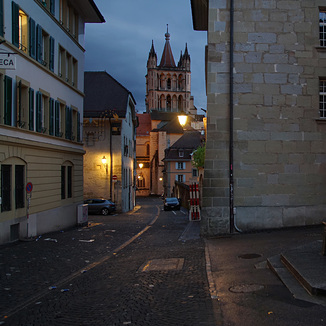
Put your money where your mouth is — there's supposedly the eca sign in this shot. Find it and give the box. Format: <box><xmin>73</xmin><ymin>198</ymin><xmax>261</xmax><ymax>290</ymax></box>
<box><xmin>0</xmin><ymin>54</ymin><xmax>16</xmax><ymax>70</ymax></box>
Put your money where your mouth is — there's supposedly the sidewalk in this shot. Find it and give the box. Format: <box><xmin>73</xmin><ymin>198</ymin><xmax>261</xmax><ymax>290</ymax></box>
<box><xmin>205</xmin><ymin>225</ymin><xmax>326</xmax><ymax>326</ymax></box>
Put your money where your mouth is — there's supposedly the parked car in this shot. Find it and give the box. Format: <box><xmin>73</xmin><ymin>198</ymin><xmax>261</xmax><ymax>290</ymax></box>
<box><xmin>84</xmin><ymin>199</ymin><xmax>116</xmax><ymax>216</ymax></box>
<box><xmin>163</xmin><ymin>197</ymin><xmax>180</xmax><ymax>211</ymax></box>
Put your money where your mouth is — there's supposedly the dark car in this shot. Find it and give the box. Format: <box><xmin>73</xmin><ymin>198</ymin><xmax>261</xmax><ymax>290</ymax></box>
<box><xmin>84</xmin><ymin>199</ymin><xmax>116</xmax><ymax>216</ymax></box>
<box><xmin>163</xmin><ymin>197</ymin><xmax>180</xmax><ymax>211</ymax></box>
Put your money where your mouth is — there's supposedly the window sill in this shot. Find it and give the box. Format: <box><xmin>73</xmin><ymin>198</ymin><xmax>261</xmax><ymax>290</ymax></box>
<box><xmin>315</xmin><ymin>46</ymin><xmax>326</xmax><ymax>52</ymax></box>
<box><xmin>315</xmin><ymin>118</ymin><xmax>326</xmax><ymax>123</ymax></box>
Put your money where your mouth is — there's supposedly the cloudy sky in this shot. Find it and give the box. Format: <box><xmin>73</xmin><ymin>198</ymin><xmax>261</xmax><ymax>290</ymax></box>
<box><xmin>84</xmin><ymin>0</ymin><xmax>207</xmax><ymax>114</ymax></box>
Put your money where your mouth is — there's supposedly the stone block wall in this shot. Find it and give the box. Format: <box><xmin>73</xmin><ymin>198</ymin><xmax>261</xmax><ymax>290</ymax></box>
<box><xmin>201</xmin><ymin>0</ymin><xmax>326</xmax><ymax>236</ymax></box>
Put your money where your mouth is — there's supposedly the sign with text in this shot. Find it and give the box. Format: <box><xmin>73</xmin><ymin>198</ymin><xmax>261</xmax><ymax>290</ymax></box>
<box><xmin>0</xmin><ymin>54</ymin><xmax>16</xmax><ymax>69</ymax></box>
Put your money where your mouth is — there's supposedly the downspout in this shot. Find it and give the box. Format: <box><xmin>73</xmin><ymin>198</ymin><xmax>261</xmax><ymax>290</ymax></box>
<box><xmin>229</xmin><ymin>0</ymin><xmax>242</xmax><ymax>233</ymax></box>
<box><xmin>229</xmin><ymin>0</ymin><xmax>235</xmax><ymax>233</ymax></box>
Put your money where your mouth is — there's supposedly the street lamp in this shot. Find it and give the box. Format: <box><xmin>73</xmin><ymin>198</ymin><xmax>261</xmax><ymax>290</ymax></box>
<box><xmin>178</xmin><ymin>111</ymin><xmax>187</xmax><ymax>128</ymax></box>
<box><xmin>139</xmin><ymin>163</ymin><xmax>143</xmax><ymax>169</ymax></box>
<box><xmin>102</xmin><ymin>156</ymin><xmax>108</xmax><ymax>174</ymax></box>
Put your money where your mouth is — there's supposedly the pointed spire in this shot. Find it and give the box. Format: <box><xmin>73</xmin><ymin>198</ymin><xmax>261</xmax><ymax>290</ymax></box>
<box><xmin>183</xmin><ymin>43</ymin><xmax>190</xmax><ymax>61</ymax></box>
<box><xmin>148</xmin><ymin>40</ymin><xmax>157</xmax><ymax>59</ymax></box>
<box><xmin>159</xmin><ymin>25</ymin><xmax>176</xmax><ymax>68</ymax></box>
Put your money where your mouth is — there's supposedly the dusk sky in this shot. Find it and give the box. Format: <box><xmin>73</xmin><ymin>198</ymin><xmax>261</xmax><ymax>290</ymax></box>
<box><xmin>84</xmin><ymin>0</ymin><xmax>207</xmax><ymax>114</ymax></box>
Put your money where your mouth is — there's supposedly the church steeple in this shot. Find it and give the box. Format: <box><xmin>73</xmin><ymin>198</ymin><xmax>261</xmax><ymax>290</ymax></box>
<box><xmin>147</xmin><ymin>40</ymin><xmax>157</xmax><ymax>68</ymax></box>
<box><xmin>159</xmin><ymin>25</ymin><xmax>176</xmax><ymax>68</ymax></box>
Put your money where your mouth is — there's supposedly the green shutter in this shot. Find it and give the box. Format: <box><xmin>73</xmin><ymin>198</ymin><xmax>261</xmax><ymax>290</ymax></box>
<box><xmin>49</xmin><ymin>98</ymin><xmax>54</xmax><ymax>135</ymax></box>
<box><xmin>29</xmin><ymin>18</ymin><xmax>36</xmax><ymax>59</ymax></box>
<box><xmin>55</xmin><ymin>101</ymin><xmax>60</xmax><ymax>136</ymax></box>
<box><xmin>12</xmin><ymin>1</ymin><xmax>19</xmax><ymax>47</ymax></box>
<box><xmin>4</xmin><ymin>76</ymin><xmax>12</xmax><ymax>126</ymax></box>
<box><xmin>65</xmin><ymin>106</ymin><xmax>72</xmax><ymax>140</ymax></box>
<box><xmin>36</xmin><ymin>24</ymin><xmax>43</xmax><ymax>63</ymax></box>
<box><xmin>36</xmin><ymin>91</ymin><xmax>42</xmax><ymax>132</ymax></box>
<box><xmin>0</xmin><ymin>0</ymin><xmax>4</xmax><ymax>37</ymax></box>
<box><xmin>49</xmin><ymin>36</ymin><xmax>54</xmax><ymax>71</ymax></box>
<box><xmin>77</xmin><ymin>112</ymin><xmax>80</xmax><ymax>142</ymax></box>
<box><xmin>29</xmin><ymin>88</ymin><xmax>34</xmax><ymax>130</ymax></box>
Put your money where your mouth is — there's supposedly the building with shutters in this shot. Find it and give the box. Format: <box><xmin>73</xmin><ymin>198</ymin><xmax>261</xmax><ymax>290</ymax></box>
<box><xmin>0</xmin><ymin>0</ymin><xmax>104</xmax><ymax>244</ymax></box>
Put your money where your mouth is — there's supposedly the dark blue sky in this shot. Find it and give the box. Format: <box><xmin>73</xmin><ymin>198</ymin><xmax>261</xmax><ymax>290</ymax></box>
<box><xmin>84</xmin><ymin>0</ymin><xmax>207</xmax><ymax>113</ymax></box>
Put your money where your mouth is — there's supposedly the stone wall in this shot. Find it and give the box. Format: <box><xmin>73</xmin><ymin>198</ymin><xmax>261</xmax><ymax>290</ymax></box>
<box><xmin>201</xmin><ymin>0</ymin><xmax>326</xmax><ymax>236</ymax></box>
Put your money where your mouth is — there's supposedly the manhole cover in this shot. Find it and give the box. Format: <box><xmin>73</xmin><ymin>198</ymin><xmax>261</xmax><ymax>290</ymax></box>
<box><xmin>229</xmin><ymin>284</ymin><xmax>265</xmax><ymax>293</ymax></box>
<box><xmin>139</xmin><ymin>258</ymin><xmax>184</xmax><ymax>272</ymax></box>
<box><xmin>238</xmin><ymin>253</ymin><xmax>262</xmax><ymax>259</ymax></box>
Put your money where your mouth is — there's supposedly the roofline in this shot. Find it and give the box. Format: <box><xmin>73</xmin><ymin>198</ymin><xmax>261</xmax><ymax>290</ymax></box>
<box><xmin>88</xmin><ymin>0</ymin><xmax>105</xmax><ymax>23</ymax></box>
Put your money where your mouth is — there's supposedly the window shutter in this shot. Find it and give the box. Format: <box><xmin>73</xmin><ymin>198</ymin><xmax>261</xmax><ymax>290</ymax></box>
<box><xmin>65</xmin><ymin>106</ymin><xmax>72</xmax><ymax>140</ymax></box>
<box><xmin>29</xmin><ymin>88</ymin><xmax>34</xmax><ymax>130</ymax></box>
<box><xmin>49</xmin><ymin>98</ymin><xmax>54</xmax><ymax>135</ymax></box>
<box><xmin>11</xmin><ymin>1</ymin><xmax>19</xmax><ymax>47</ymax></box>
<box><xmin>55</xmin><ymin>101</ymin><xmax>60</xmax><ymax>136</ymax></box>
<box><xmin>4</xmin><ymin>76</ymin><xmax>12</xmax><ymax>126</ymax></box>
<box><xmin>49</xmin><ymin>36</ymin><xmax>54</xmax><ymax>71</ymax></box>
<box><xmin>36</xmin><ymin>24</ymin><xmax>43</xmax><ymax>63</ymax></box>
<box><xmin>36</xmin><ymin>91</ymin><xmax>42</xmax><ymax>132</ymax></box>
<box><xmin>77</xmin><ymin>111</ymin><xmax>80</xmax><ymax>142</ymax></box>
<box><xmin>50</xmin><ymin>0</ymin><xmax>55</xmax><ymax>15</ymax></box>
<box><xmin>175</xmin><ymin>162</ymin><xmax>178</xmax><ymax>170</ymax></box>
<box><xmin>0</xmin><ymin>0</ymin><xmax>4</xmax><ymax>37</ymax></box>
<box><xmin>29</xmin><ymin>18</ymin><xmax>36</xmax><ymax>59</ymax></box>
<box><xmin>175</xmin><ymin>175</ymin><xmax>178</xmax><ymax>181</ymax></box>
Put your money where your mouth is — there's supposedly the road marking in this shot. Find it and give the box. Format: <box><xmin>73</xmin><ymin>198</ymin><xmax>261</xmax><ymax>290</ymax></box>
<box><xmin>1</xmin><ymin>205</ymin><xmax>161</xmax><ymax>321</ymax></box>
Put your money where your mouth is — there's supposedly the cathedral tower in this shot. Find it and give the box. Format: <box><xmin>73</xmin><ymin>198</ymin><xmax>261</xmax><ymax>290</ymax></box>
<box><xmin>145</xmin><ymin>27</ymin><xmax>193</xmax><ymax>114</ymax></box>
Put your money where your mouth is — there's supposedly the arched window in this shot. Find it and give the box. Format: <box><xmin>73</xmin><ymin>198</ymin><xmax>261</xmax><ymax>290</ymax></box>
<box><xmin>178</xmin><ymin>96</ymin><xmax>183</xmax><ymax>110</ymax></box>
<box><xmin>172</xmin><ymin>95</ymin><xmax>177</xmax><ymax>111</ymax></box>
<box><xmin>160</xmin><ymin>74</ymin><xmax>165</xmax><ymax>89</ymax></box>
<box><xmin>166</xmin><ymin>95</ymin><xmax>171</xmax><ymax>111</ymax></box>
<box><xmin>178</xmin><ymin>75</ymin><xmax>183</xmax><ymax>90</ymax></box>
<box><xmin>160</xmin><ymin>95</ymin><xmax>165</xmax><ymax>110</ymax></box>
<box><xmin>167</xmin><ymin>78</ymin><xmax>171</xmax><ymax>89</ymax></box>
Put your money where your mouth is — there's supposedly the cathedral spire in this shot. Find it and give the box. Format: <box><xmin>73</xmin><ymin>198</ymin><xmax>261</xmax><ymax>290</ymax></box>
<box><xmin>159</xmin><ymin>25</ymin><xmax>176</xmax><ymax>68</ymax></box>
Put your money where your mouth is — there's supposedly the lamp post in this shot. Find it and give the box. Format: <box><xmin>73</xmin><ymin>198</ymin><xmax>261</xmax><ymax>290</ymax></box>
<box><xmin>178</xmin><ymin>111</ymin><xmax>188</xmax><ymax>129</ymax></box>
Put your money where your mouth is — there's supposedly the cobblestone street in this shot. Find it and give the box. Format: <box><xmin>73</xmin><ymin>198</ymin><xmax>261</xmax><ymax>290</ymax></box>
<box><xmin>0</xmin><ymin>197</ymin><xmax>216</xmax><ymax>326</ymax></box>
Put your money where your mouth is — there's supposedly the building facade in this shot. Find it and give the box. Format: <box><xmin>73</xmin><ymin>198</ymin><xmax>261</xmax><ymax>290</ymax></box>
<box><xmin>191</xmin><ymin>0</ymin><xmax>326</xmax><ymax>235</ymax></box>
<box><xmin>0</xmin><ymin>0</ymin><xmax>104</xmax><ymax>244</ymax></box>
<box><xmin>83</xmin><ymin>71</ymin><xmax>137</xmax><ymax>213</ymax></box>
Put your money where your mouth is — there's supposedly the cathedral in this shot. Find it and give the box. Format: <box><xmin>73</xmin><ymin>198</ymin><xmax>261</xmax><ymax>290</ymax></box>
<box><xmin>145</xmin><ymin>26</ymin><xmax>196</xmax><ymax>116</ymax></box>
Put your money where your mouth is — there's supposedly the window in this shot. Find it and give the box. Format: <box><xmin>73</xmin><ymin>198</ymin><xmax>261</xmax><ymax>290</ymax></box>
<box><xmin>179</xmin><ymin>150</ymin><xmax>184</xmax><ymax>157</ymax></box>
<box><xmin>137</xmin><ymin>176</ymin><xmax>145</xmax><ymax>188</ymax></box>
<box><xmin>17</xmin><ymin>79</ymin><xmax>29</xmax><ymax>129</ymax></box>
<box><xmin>1</xmin><ymin>164</ymin><xmax>25</xmax><ymax>212</ymax></box>
<box><xmin>61</xmin><ymin>163</ymin><xmax>73</xmax><ymax>199</ymax></box>
<box><xmin>40</xmin><ymin>0</ymin><xmax>55</xmax><ymax>15</ymax></box>
<box><xmin>320</xmin><ymin>79</ymin><xmax>326</xmax><ymax>118</ymax></box>
<box><xmin>176</xmin><ymin>162</ymin><xmax>185</xmax><ymax>170</ymax></box>
<box><xmin>18</xmin><ymin>8</ymin><xmax>28</xmax><ymax>53</ymax></box>
<box><xmin>35</xmin><ymin>91</ymin><xmax>49</xmax><ymax>133</ymax></box>
<box><xmin>176</xmin><ymin>174</ymin><xmax>184</xmax><ymax>182</ymax></box>
<box><xmin>58</xmin><ymin>45</ymin><xmax>78</xmax><ymax>87</ymax></box>
<box><xmin>0</xmin><ymin>0</ymin><xmax>3</xmax><ymax>37</ymax></box>
<box><xmin>320</xmin><ymin>10</ymin><xmax>326</xmax><ymax>47</ymax></box>
<box><xmin>192</xmin><ymin>168</ymin><xmax>198</xmax><ymax>177</ymax></box>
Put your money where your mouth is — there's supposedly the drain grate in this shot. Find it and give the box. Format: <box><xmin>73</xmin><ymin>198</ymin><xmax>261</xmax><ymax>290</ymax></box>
<box><xmin>238</xmin><ymin>253</ymin><xmax>262</xmax><ymax>259</ymax></box>
<box><xmin>139</xmin><ymin>258</ymin><xmax>184</xmax><ymax>272</ymax></box>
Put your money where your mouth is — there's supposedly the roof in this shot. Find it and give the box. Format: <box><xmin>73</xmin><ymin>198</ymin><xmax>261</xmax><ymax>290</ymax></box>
<box><xmin>159</xmin><ymin>28</ymin><xmax>176</xmax><ymax>68</ymax></box>
<box><xmin>136</xmin><ymin>113</ymin><xmax>151</xmax><ymax>136</ymax></box>
<box><xmin>84</xmin><ymin>71</ymin><xmax>136</xmax><ymax>118</ymax></box>
<box><xmin>76</xmin><ymin>0</ymin><xmax>105</xmax><ymax>23</ymax></box>
<box><xmin>190</xmin><ymin>0</ymin><xmax>208</xmax><ymax>31</ymax></box>
<box><xmin>150</xmin><ymin>110</ymin><xmax>180</xmax><ymax>121</ymax></box>
<box><xmin>155</xmin><ymin>118</ymin><xmax>184</xmax><ymax>134</ymax></box>
<box><xmin>164</xmin><ymin>131</ymin><xmax>204</xmax><ymax>161</ymax></box>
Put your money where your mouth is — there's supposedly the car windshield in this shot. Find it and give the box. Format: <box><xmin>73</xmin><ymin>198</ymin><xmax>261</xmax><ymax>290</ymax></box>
<box><xmin>166</xmin><ymin>198</ymin><xmax>178</xmax><ymax>202</ymax></box>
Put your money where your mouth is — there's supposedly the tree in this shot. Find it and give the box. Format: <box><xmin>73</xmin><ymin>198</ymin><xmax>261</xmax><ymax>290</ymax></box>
<box><xmin>192</xmin><ymin>143</ymin><xmax>205</xmax><ymax>168</ymax></box>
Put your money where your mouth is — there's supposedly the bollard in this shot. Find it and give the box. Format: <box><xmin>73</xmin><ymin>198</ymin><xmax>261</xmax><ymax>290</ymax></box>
<box><xmin>322</xmin><ymin>222</ymin><xmax>326</xmax><ymax>256</ymax></box>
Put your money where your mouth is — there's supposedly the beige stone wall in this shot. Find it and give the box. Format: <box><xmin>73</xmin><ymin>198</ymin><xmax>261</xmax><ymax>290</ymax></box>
<box><xmin>202</xmin><ymin>0</ymin><xmax>326</xmax><ymax>235</ymax></box>
<box><xmin>0</xmin><ymin>133</ymin><xmax>84</xmax><ymax>243</ymax></box>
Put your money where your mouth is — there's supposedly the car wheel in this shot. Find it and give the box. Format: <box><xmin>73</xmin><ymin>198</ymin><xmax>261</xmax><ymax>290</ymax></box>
<box><xmin>101</xmin><ymin>208</ymin><xmax>109</xmax><ymax>216</ymax></box>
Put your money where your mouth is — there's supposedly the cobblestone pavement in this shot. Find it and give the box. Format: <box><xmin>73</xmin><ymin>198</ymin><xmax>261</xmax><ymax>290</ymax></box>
<box><xmin>0</xmin><ymin>197</ymin><xmax>216</xmax><ymax>326</ymax></box>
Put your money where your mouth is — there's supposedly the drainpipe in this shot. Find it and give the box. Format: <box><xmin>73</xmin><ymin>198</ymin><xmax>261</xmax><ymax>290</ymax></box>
<box><xmin>229</xmin><ymin>0</ymin><xmax>235</xmax><ymax>233</ymax></box>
